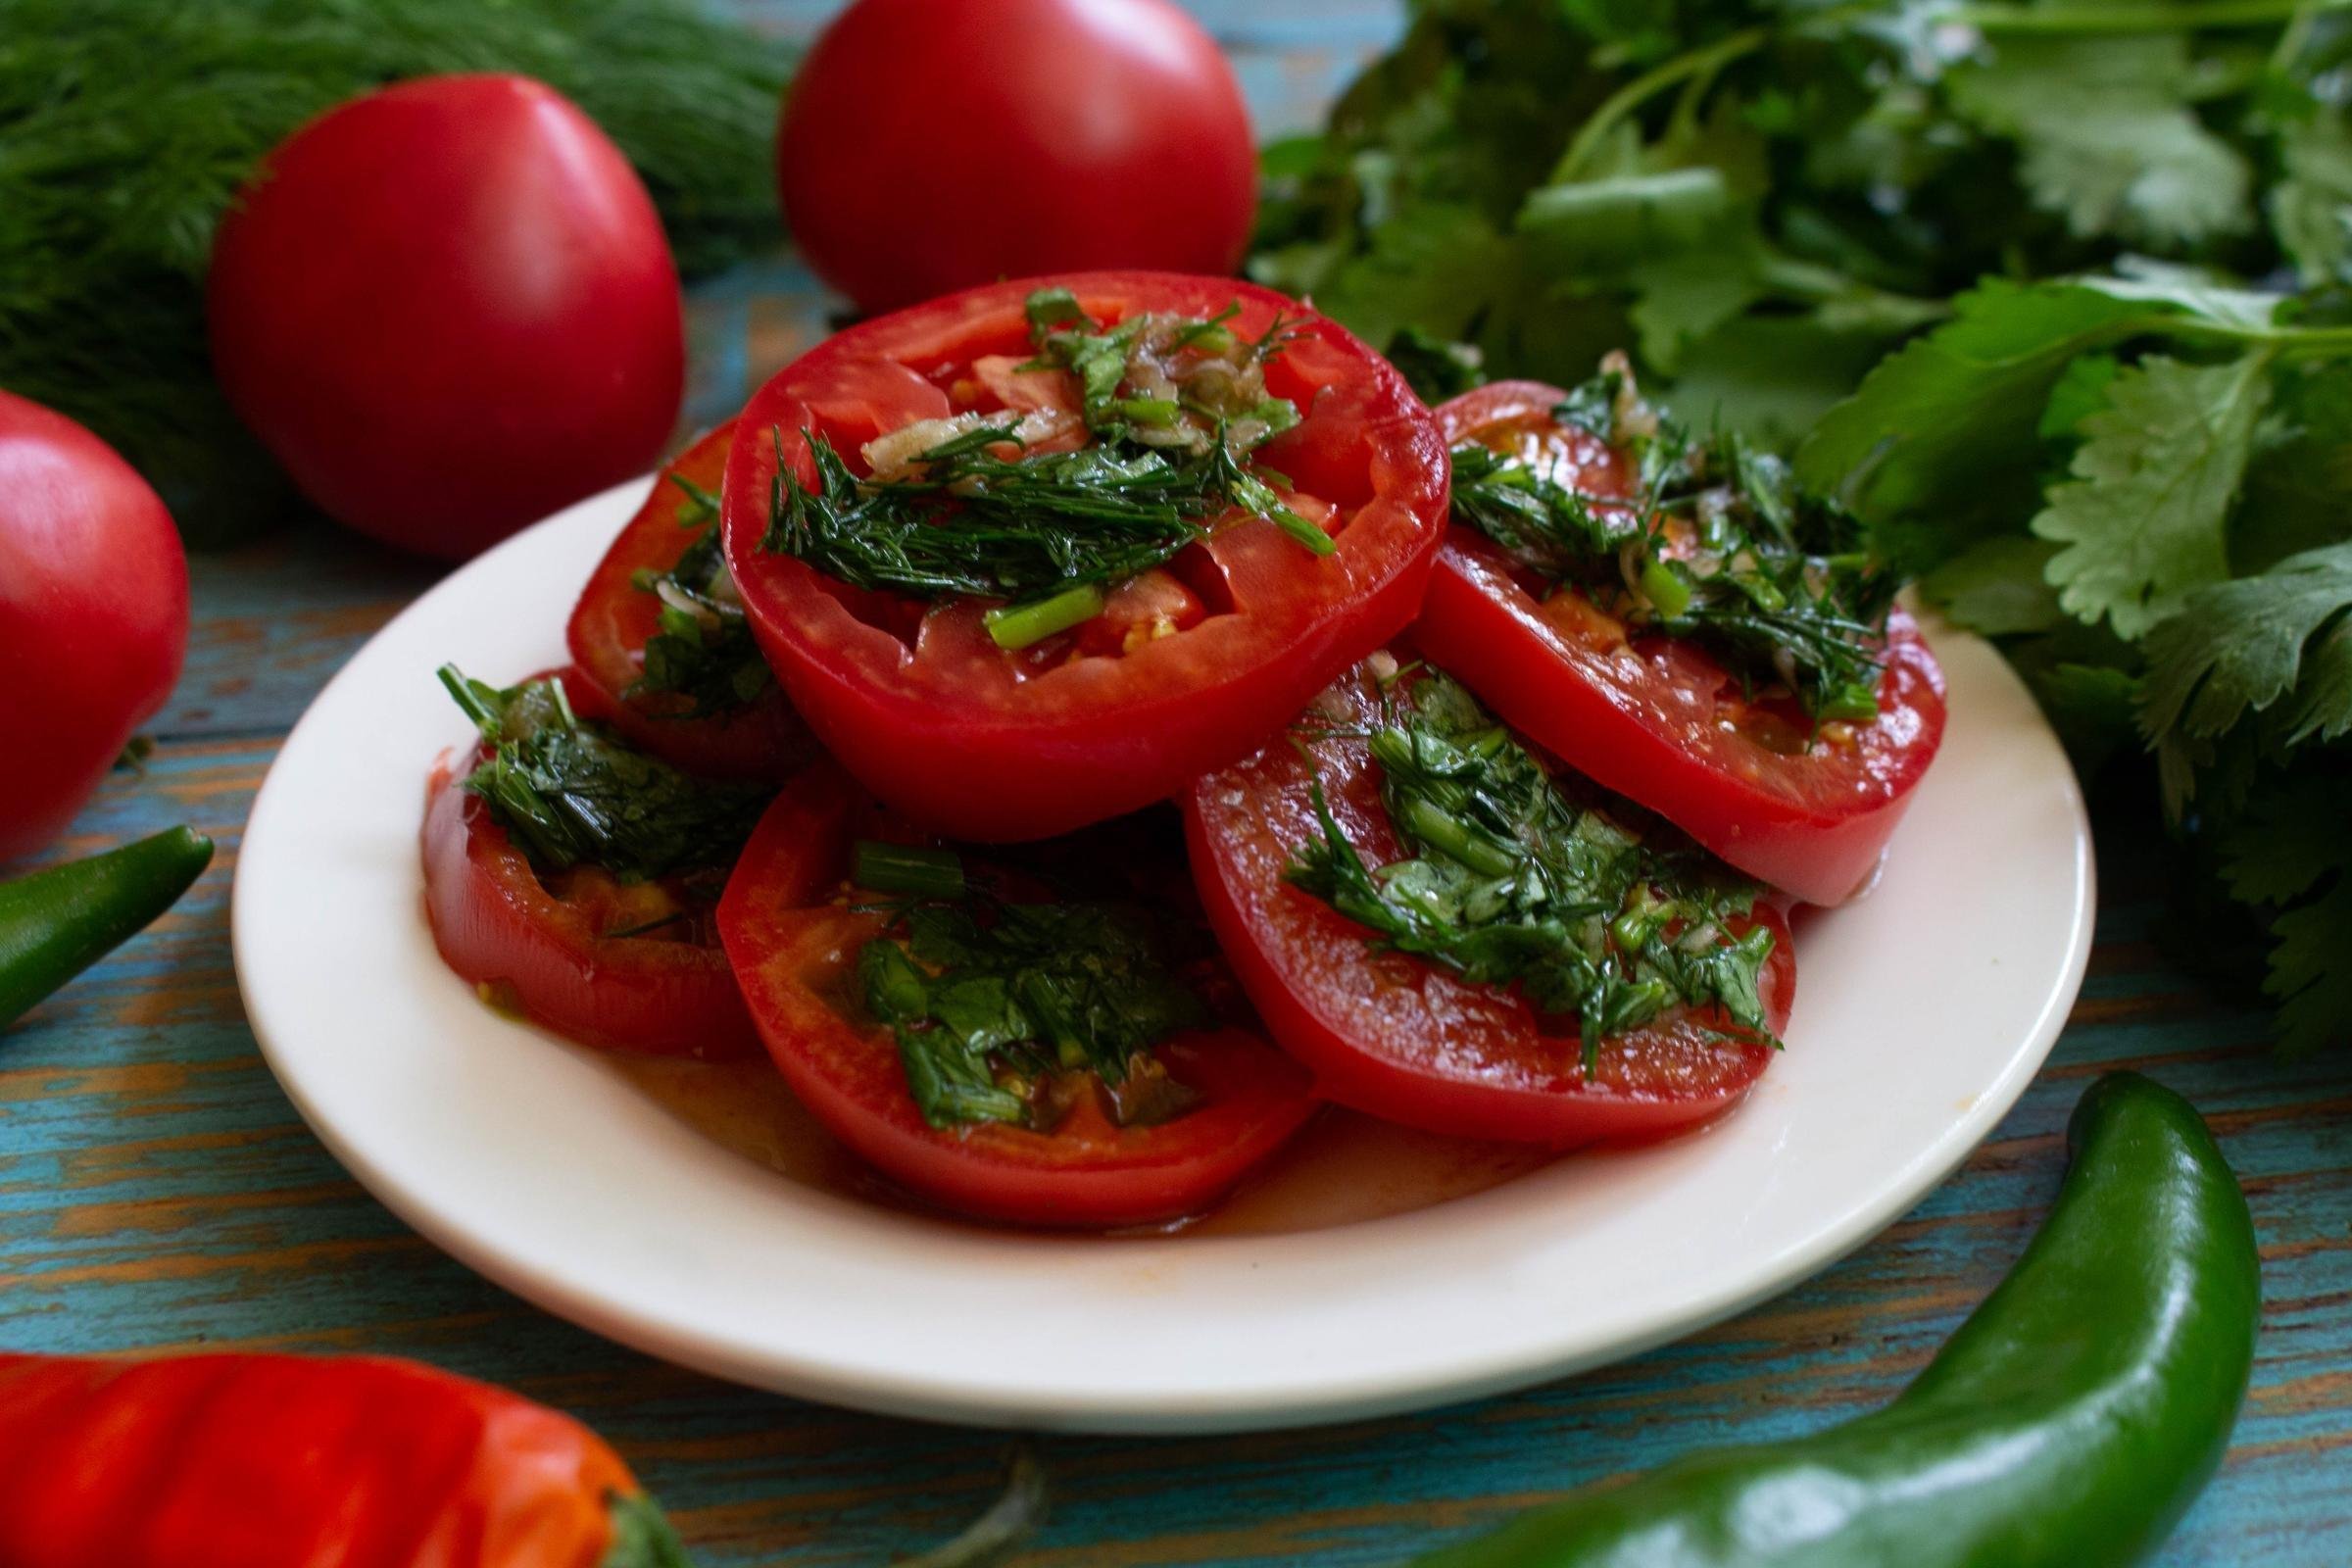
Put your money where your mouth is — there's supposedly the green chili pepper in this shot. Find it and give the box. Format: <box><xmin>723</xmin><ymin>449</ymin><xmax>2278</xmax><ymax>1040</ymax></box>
<box><xmin>1417</xmin><ymin>1071</ymin><xmax>2258</xmax><ymax>1568</ymax></box>
<box><xmin>0</xmin><ymin>826</ymin><xmax>214</xmax><ymax>1030</ymax></box>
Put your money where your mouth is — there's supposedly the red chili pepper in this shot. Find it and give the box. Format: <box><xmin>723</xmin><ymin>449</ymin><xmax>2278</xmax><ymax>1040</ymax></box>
<box><xmin>0</xmin><ymin>1351</ymin><xmax>685</xmax><ymax>1568</ymax></box>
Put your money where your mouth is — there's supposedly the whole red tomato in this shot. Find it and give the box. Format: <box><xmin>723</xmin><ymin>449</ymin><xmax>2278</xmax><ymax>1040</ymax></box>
<box><xmin>777</xmin><ymin>0</ymin><xmax>1257</xmax><ymax>313</ymax></box>
<box><xmin>0</xmin><ymin>392</ymin><xmax>188</xmax><ymax>865</ymax></box>
<box><xmin>207</xmin><ymin>74</ymin><xmax>684</xmax><ymax>561</ymax></box>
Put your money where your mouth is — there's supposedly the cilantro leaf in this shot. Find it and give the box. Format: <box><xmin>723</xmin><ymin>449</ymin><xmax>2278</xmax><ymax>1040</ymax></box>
<box><xmin>2270</xmin><ymin>112</ymin><xmax>2352</xmax><ymax>286</ymax></box>
<box><xmin>2140</xmin><ymin>538</ymin><xmax>2352</xmax><ymax>749</ymax></box>
<box><xmin>1946</xmin><ymin>36</ymin><xmax>2252</xmax><ymax>249</ymax></box>
<box><xmin>1918</xmin><ymin>536</ymin><xmax>2066</xmax><ymax>639</ymax></box>
<box><xmin>1792</xmin><ymin>280</ymin><xmax>2157</xmax><ymax>564</ymax></box>
<box><xmin>2033</xmin><ymin>353</ymin><xmax>2273</xmax><ymax>639</ymax></box>
<box><xmin>2221</xmin><ymin>772</ymin><xmax>2352</xmax><ymax>1056</ymax></box>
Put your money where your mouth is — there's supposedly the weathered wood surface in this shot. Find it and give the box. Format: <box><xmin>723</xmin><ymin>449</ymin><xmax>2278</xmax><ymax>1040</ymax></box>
<box><xmin>5</xmin><ymin>4</ymin><xmax>2348</xmax><ymax>1563</ymax></box>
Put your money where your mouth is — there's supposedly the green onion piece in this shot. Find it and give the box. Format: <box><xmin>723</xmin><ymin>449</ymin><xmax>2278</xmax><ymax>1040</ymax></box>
<box><xmin>852</xmin><ymin>840</ymin><xmax>968</xmax><ymax>901</ymax></box>
<box><xmin>1268</xmin><ymin>506</ymin><xmax>1338</xmax><ymax>558</ymax></box>
<box><xmin>1641</xmin><ymin>560</ymin><xmax>1692</xmax><ymax>619</ymax></box>
<box><xmin>1114</xmin><ymin>397</ymin><xmax>1183</xmax><ymax>427</ymax></box>
<box><xmin>985</xmin><ymin>583</ymin><xmax>1107</xmax><ymax>650</ymax></box>
<box><xmin>1814</xmin><ymin>686</ymin><xmax>1882</xmax><ymax>723</ymax></box>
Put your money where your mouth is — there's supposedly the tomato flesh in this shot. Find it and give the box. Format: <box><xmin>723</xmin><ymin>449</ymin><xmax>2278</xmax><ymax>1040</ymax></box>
<box><xmin>421</xmin><ymin>739</ymin><xmax>757</xmax><ymax>1059</ymax></box>
<box><xmin>565</xmin><ymin>421</ymin><xmax>813</xmax><ymax>781</ymax></box>
<box><xmin>718</xmin><ymin>270</ymin><xmax>1449</xmax><ymax>843</ymax></box>
<box><xmin>1425</xmin><ymin>381</ymin><xmax>1946</xmax><ymax>906</ymax></box>
<box><xmin>717</xmin><ymin>762</ymin><xmax>1318</xmax><ymax>1227</ymax></box>
<box><xmin>1184</xmin><ymin>658</ymin><xmax>1794</xmax><ymax>1147</ymax></box>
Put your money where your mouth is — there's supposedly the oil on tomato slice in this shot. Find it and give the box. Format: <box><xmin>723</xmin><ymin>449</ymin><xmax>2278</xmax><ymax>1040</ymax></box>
<box><xmin>565</xmin><ymin>421</ymin><xmax>813</xmax><ymax>781</ymax></box>
<box><xmin>421</xmin><ymin>734</ymin><xmax>759</xmax><ymax>1060</ymax></box>
<box><xmin>1424</xmin><ymin>381</ymin><xmax>1946</xmax><ymax>906</ymax></box>
<box><xmin>717</xmin><ymin>761</ymin><xmax>1318</xmax><ymax>1227</ymax></box>
<box><xmin>1184</xmin><ymin>658</ymin><xmax>1795</xmax><ymax>1147</ymax></box>
<box><xmin>717</xmin><ymin>270</ymin><xmax>1448</xmax><ymax>843</ymax></box>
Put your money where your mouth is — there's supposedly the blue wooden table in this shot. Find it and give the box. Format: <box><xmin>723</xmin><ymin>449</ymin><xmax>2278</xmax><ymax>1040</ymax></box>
<box><xmin>6</xmin><ymin>4</ymin><xmax>2348</xmax><ymax>1563</ymax></box>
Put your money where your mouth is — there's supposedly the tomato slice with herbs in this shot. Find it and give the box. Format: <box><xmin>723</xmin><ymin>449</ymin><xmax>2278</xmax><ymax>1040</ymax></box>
<box><xmin>421</xmin><ymin>667</ymin><xmax>769</xmax><ymax>1058</ymax></box>
<box><xmin>717</xmin><ymin>761</ymin><xmax>1318</xmax><ymax>1227</ymax></box>
<box><xmin>566</xmin><ymin>421</ymin><xmax>814</xmax><ymax>780</ymax></box>
<box><xmin>1185</xmin><ymin>656</ymin><xmax>1795</xmax><ymax>1146</ymax></box>
<box><xmin>1424</xmin><ymin>372</ymin><xmax>1946</xmax><ymax>906</ymax></box>
<box><xmin>718</xmin><ymin>270</ymin><xmax>1448</xmax><ymax>842</ymax></box>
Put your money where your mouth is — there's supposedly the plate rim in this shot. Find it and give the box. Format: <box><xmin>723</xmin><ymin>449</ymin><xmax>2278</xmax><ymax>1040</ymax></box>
<box><xmin>232</xmin><ymin>473</ymin><xmax>2094</xmax><ymax>1433</ymax></box>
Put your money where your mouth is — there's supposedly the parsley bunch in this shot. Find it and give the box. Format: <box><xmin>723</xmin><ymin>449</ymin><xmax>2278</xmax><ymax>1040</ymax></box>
<box><xmin>1796</xmin><ymin>271</ymin><xmax>2352</xmax><ymax>1054</ymax></box>
<box><xmin>1287</xmin><ymin>672</ymin><xmax>1778</xmax><ymax>1074</ymax></box>
<box><xmin>1254</xmin><ymin>0</ymin><xmax>2343</xmax><ymax>434</ymax></box>
<box><xmin>1452</xmin><ymin>364</ymin><xmax>1895</xmax><ymax>720</ymax></box>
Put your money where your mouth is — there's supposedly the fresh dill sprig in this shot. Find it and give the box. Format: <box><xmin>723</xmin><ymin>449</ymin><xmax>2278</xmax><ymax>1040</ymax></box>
<box><xmin>627</xmin><ymin>473</ymin><xmax>773</xmax><ymax>718</ymax></box>
<box><xmin>761</xmin><ymin>289</ymin><xmax>1336</xmax><ymax>643</ymax></box>
<box><xmin>1286</xmin><ymin>672</ymin><xmax>1777</xmax><ymax>1074</ymax></box>
<box><xmin>438</xmin><ymin>664</ymin><xmax>769</xmax><ymax>884</ymax></box>
<box><xmin>1449</xmin><ymin>366</ymin><xmax>1897</xmax><ymax>722</ymax></box>
<box><xmin>852</xmin><ymin>843</ymin><xmax>1210</xmax><ymax>1131</ymax></box>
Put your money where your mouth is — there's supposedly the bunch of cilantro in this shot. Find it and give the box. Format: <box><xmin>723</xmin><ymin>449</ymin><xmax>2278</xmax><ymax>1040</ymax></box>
<box><xmin>1255</xmin><ymin>0</ymin><xmax>2346</xmax><ymax>437</ymax></box>
<box><xmin>1257</xmin><ymin>0</ymin><xmax>2352</xmax><ymax>1051</ymax></box>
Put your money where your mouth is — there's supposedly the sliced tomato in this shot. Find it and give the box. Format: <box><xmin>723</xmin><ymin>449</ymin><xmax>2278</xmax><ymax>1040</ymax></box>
<box><xmin>421</xmin><ymin>739</ymin><xmax>758</xmax><ymax>1060</ymax></box>
<box><xmin>1424</xmin><ymin>381</ymin><xmax>1946</xmax><ymax>906</ymax></box>
<box><xmin>1184</xmin><ymin>658</ymin><xmax>1795</xmax><ymax>1146</ymax></box>
<box><xmin>717</xmin><ymin>761</ymin><xmax>1318</xmax><ymax>1227</ymax></box>
<box><xmin>565</xmin><ymin>421</ymin><xmax>813</xmax><ymax>780</ymax></box>
<box><xmin>717</xmin><ymin>270</ymin><xmax>1449</xmax><ymax>842</ymax></box>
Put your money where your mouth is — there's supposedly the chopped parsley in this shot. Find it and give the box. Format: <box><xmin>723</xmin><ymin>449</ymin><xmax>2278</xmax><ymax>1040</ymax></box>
<box><xmin>760</xmin><ymin>288</ymin><xmax>1333</xmax><ymax>650</ymax></box>
<box><xmin>439</xmin><ymin>664</ymin><xmax>769</xmax><ymax>885</ymax></box>
<box><xmin>1286</xmin><ymin>671</ymin><xmax>1778</xmax><ymax>1075</ymax></box>
<box><xmin>853</xmin><ymin>843</ymin><xmax>1211</xmax><ymax>1132</ymax></box>
<box><xmin>1450</xmin><ymin>363</ymin><xmax>1897</xmax><ymax>723</ymax></box>
<box><xmin>627</xmin><ymin>472</ymin><xmax>773</xmax><ymax>718</ymax></box>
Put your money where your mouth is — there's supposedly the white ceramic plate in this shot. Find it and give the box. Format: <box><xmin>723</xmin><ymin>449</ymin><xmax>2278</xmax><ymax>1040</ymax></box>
<box><xmin>234</xmin><ymin>474</ymin><xmax>2093</xmax><ymax>1434</ymax></box>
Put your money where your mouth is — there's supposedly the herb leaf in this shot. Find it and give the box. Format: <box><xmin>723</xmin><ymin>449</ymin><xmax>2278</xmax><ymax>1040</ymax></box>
<box><xmin>856</xmin><ymin>858</ymin><xmax>1211</xmax><ymax>1131</ymax></box>
<box><xmin>628</xmin><ymin>473</ymin><xmax>773</xmax><ymax>717</ymax></box>
<box><xmin>2033</xmin><ymin>353</ymin><xmax>2273</xmax><ymax>639</ymax></box>
<box><xmin>1285</xmin><ymin>672</ymin><xmax>1776</xmax><ymax>1073</ymax></box>
<box><xmin>438</xmin><ymin>665</ymin><xmax>768</xmax><ymax>883</ymax></box>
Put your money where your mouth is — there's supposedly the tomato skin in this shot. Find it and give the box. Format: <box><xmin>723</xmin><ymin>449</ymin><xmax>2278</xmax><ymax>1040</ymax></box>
<box><xmin>208</xmin><ymin>74</ymin><xmax>684</xmax><ymax>561</ymax></box>
<box><xmin>717</xmin><ymin>763</ymin><xmax>1318</xmax><ymax>1228</ymax></box>
<box><xmin>777</xmin><ymin>0</ymin><xmax>1256</xmax><ymax>314</ymax></box>
<box><xmin>564</xmin><ymin>421</ymin><xmax>814</xmax><ymax>780</ymax></box>
<box><xmin>420</xmin><ymin>744</ymin><xmax>757</xmax><ymax>1059</ymax></box>
<box><xmin>0</xmin><ymin>1351</ymin><xmax>639</xmax><ymax>1568</ymax></box>
<box><xmin>1184</xmin><ymin>660</ymin><xmax>1794</xmax><ymax>1147</ymax></box>
<box><xmin>1427</xmin><ymin>382</ymin><xmax>1947</xmax><ymax>906</ymax></box>
<box><xmin>719</xmin><ymin>270</ymin><xmax>1450</xmax><ymax>843</ymax></box>
<box><xmin>0</xmin><ymin>392</ymin><xmax>188</xmax><ymax>865</ymax></box>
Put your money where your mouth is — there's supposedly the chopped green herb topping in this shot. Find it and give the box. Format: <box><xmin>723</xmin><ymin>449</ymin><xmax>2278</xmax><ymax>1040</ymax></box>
<box><xmin>1450</xmin><ymin>362</ymin><xmax>1897</xmax><ymax>723</ymax></box>
<box><xmin>627</xmin><ymin>472</ymin><xmax>774</xmax><ymax>718</ymax></box>
<box><xmin>760</xmin><ymin>288</ymin><xmax>1334</xmax><ymax>642</ymax></box>
<box><xmin>1286</xmin><ymin>671</ymin><xmax>1778</xmax><ymax>1075</ymax></box>
<box><xmin>438</xmin><ymin>664</ymin><xmax>769</xmax><ymax>884</ymax></box>
<box><xmin>853</xmin><ymin>846</ymin><xmax>1210</xmax><ymax>1132</ymax></box>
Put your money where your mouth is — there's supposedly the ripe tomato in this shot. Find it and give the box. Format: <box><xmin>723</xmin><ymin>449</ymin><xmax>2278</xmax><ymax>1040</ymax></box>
<box><xmin>565</xmin><ymin>421</ymin><xmax>813</xmax><ymax>780</ymax></box>
<box><xmin>208</xmin><ymin>74</ymin><xmax>684</xmax><ymax>561</ymax></box>
<box><xmin>1425</xmin><ymin>382</ymin><xmax>1947</xmax><ymax>906</ymax></box>
<box><xmin>777</xmin><ymin>0</ymin><xmax>1256</xmax><ymax>314</ymax></box>
<box><xmin>0</xmin><ymin>392</ymin><xmax>188</xmax><ymax>865</ymax></box>
<box><xmin>421</xmin><ymin>725</ymin><xmax>758</xmax><ymax>1060</ymax></box>
<box><xmin>717</xmin><ymin>762</ymin><xmax>1317</xmax><ymax>1227</ymax></box>
<box><xmin>718</xmin><ymin>271</ymin><xmax>1448</xmax><ymax>842</ymax></box>
<box><xmin>1185</xmin><ymin>658</ymin><xmax>1795</xmax><ymax>1147</ymax></box>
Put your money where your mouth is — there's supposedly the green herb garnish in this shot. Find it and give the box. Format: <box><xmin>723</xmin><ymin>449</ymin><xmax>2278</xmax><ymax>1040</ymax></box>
<box><xmin>852</xmin><ymin>844</ymin><xmax>1210</xmax><ymax>1131</ymax></box>
<box><xmin>439</xmin><ymin>664</ymin><xmax>768</xmax><ymax>883</ymax></box>
<box><xmin>1450</xmin><ymin>364</ymin><xmax>1896</xmax><ymax>722</ymax></box>
<box><xmin>761</xmin><ymin>289</ymin><xmax>1333</xmax><ymax>648</ymax></box>
<box><xmin>1286</xmin><ymin>672</ymin><xmax>1777</xmax><ymax>1075</ymax></box>
<box><xmin>627</xmin><ymin>473</ymin><xmax>774</xmax><ymax>717</ymax></box>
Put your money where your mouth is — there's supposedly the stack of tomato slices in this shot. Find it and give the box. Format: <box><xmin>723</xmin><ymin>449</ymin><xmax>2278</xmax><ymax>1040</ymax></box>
<box><xmin>419</xmin><ymin>272</ymin><xmax>1945</xmax><ymax>1229</ymax></box>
